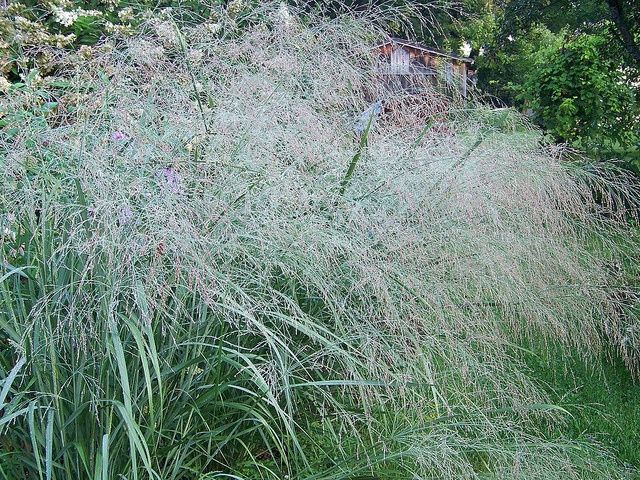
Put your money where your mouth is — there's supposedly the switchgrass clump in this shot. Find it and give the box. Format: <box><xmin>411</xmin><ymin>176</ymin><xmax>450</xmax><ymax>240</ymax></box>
<box><xmin>0</xmin><ymin>4</ymin><xmax>637</xmax><ymax>479</ymax></box>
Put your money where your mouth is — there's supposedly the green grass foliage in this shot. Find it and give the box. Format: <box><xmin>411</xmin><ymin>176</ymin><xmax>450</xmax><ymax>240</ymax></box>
<box><xmin>524</xmin><ymin>342</ymin><xmax>640</xmax><ymax>478</ymax></box>
<box><xmin>0</xmin><ymin>4</ymin><xmax>638</xmax><ymax>479</ymax></box>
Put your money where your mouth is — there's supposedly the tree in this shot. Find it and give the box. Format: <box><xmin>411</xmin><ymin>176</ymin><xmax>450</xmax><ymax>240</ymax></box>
<box><xmin>519</xmin><ymin>33</ymin><xmax>639</xmax><ymax>165</ymax></box>
<box><xmin>499</xmin><ymin>0</ymin><xmax>639</xmax><ymax>73</ymax></box>
<box><xmin>604</xmin><ymin>0</ymin><xmax>640</xmax><ymax>64</ymax></box>
<box><xmin>472</xmin><ymin>24</ymin><xmax>558</xmax><ymax>106</ymax></box>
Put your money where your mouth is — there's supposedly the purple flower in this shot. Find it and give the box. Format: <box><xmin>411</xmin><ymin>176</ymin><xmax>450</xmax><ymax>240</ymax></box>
<box><xmin>157</xmin><ymin>166</ymin><xmax>182</xmax><ymax>194</ymax></box>
<box><xmin>111</xmin><ymin>131</ymin><xmax>127</xmax><ymax>142</ymax></box>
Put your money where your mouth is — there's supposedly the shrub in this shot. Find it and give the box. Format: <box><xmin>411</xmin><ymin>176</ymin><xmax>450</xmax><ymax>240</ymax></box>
<box><xmin>0</xmin><ymin>0</ymin><xmax>232</xmax><ymax>83</ymax></box>
<box><xmin>0</xmin><ymin>4</ymin><xmax>637</xmax><ymax>478</ymax></box>
<box><xmin>518</xmin><ymin>33</ymin><xmax>640</xmax><ymax>170</ymax></box>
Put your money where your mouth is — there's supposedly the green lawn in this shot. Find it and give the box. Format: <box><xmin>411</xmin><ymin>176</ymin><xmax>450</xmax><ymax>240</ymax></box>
<box><xmin>525</xmin><ymin>343</ymin><xmax>640</xmax><ymax>476</ymax></box>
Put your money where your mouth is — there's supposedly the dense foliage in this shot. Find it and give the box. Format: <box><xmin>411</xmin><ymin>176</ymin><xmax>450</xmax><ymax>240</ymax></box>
<box><xmin>1</xmin><ymin>4</ymin><xmax>638</xmax><ymax>478</ymax></box>
<box><xmin>519</xmin><ymin>33</ymin><xmax>638</xmax><ymax>160</ymax></box>
<box><xmin>464</xmin><ymin>0</ymin><xmax>640</xmax><ymax>169</ymax></box>
<box><xmin>0</xmin><ymin>0</ymin><xmax>228</xmax><ymax>84</ymax></box>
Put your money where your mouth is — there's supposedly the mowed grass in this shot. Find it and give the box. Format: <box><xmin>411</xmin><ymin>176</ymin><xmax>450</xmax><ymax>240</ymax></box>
<box><xmin>524</xmin><ymin>341</ymin><xmax>640</xmax><ymax>476</ymax></box>
<box><xmin>524</xmin><ymin>231</ymin><xmax>640</xmax><ymax>477</ymax></box>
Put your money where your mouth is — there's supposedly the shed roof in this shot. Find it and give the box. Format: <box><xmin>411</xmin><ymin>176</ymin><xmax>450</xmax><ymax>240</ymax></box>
<box><xmin>376</xmin><ymin>37</ymin><xmax>473</xmax><ymax>63</ymax></box>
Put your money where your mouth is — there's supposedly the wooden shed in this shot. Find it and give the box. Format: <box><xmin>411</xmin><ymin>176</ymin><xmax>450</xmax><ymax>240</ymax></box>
<box><xmin>376</xmin><ymin>37</ymin><xmax>474</xmax><ymax>97</ymax></box>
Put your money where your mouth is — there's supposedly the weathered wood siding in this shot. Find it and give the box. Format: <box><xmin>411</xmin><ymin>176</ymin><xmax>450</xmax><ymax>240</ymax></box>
<box><xmin>377</xmin><ymin>41</ymin><xmax>470</xmax><ymax>97</ymax></box>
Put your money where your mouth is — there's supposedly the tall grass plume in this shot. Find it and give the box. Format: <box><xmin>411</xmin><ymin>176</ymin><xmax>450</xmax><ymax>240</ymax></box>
<box><xmin>0</xmin><ymin>3</ymin><xmax>638</xmax><ymax>478</ymax></box>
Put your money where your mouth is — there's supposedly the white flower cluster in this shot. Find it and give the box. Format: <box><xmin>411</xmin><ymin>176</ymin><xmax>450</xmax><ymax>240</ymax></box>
<box><xmin>51</xmin><ymin>6</ymin><xmax>102</xmax><ymax>27</ymax></box>
<box><xmin>0</xmin><ymin>76</ymin><xmax>11</xmax><ymax>93</ymax></box>
<box><xmin>14</xmin><ymin>15</ymin><xmax>40</xmax><ymax>30</ymax></box>
<box><xmin>1</xmin><ymin>213</ymin><xmax>16</xmax><ymax>242</ymax></box>
<box><xmin>118</xmin><ymin>6</ymin><xmax>134</xmax><ymax>22</ymax></box>
<box><xmin>11</xmin><ymin>15</ymin><xmax>76</xmax><ymax>47</ymax></box>
<box><xmin>52</xmin><ymin>7</ymin><xmax>77</xmax><ymax>27</ymax></box>
<box><xmin>51</xmin><ymin>32</ymin><xmax>77</xmax><ymax>47</ymax></box>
